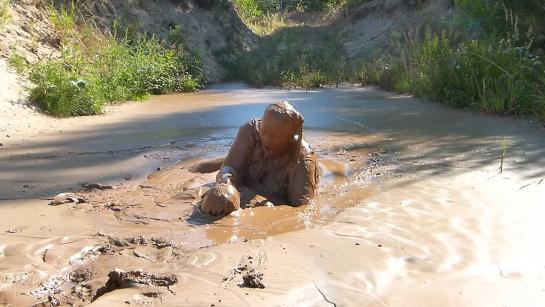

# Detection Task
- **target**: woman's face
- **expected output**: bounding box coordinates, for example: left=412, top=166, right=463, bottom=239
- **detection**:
left=260, top=112, right=295, bottom=156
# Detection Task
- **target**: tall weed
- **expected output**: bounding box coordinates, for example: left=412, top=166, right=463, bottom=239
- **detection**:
left=357, top=28, right=545, bottom=119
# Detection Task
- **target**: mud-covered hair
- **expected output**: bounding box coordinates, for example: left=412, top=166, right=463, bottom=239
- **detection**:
left=263, top=101, right=304, bottom=139
left=263, top=101, right=305, bottom=161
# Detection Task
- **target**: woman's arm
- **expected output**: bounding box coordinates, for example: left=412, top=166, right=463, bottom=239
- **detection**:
left=287, top=152, right=320, bottom=206
left=216, top=120, right=258, bottom=186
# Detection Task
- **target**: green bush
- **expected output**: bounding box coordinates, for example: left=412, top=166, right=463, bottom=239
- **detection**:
left=354, top=0, right=545, bottom=120
left=25, top=34, right=203, bottom=117
left=11, top=4, right=204, bottom=117
left=28, top=59, right=103, bottom=116
left=357, top=56, right=401, bottom=91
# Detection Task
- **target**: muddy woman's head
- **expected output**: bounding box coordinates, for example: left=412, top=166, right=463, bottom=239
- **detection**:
left=260, top=101, right=304, bottom=156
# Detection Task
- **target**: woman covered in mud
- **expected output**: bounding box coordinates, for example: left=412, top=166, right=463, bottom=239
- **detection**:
left=200, top=101, right=320, bottom=216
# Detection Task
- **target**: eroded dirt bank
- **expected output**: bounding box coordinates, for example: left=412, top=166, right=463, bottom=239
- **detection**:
left=1, top=85, right=545, bottom=306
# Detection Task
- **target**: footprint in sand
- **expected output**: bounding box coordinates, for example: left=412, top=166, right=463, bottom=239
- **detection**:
left=189, top=251, right=218, bottom=268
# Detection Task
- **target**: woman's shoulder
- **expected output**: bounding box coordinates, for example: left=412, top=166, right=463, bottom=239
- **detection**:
left=240, top=118, right=261, bottom=131
left=236, top=119, right=262, bottom=141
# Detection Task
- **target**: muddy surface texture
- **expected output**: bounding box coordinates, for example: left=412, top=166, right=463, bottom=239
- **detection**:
left=1, top=85, right=544, bottom=306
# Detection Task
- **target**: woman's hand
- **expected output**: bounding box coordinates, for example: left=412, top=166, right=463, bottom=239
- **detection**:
left=216, top=166, right=235, bottom=184
left=200, top=183, right=240, bottom=216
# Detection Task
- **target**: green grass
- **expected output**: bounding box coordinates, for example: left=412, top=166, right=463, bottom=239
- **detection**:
left=9, top=2, right=205, bottom=117
left=0, top=0, right=10, bottom=31
left=357, top=27, right=545, bottom=119
left=49, top=1, right=77, bottom=35
left=455, top=0, right=545, bottom=44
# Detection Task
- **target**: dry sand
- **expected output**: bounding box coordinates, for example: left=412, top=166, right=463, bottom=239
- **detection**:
left=1, top=85, right=545, bottom=306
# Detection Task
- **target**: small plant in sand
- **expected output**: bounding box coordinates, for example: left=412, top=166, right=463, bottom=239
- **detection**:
left=8, top=46, right=27, bottom=74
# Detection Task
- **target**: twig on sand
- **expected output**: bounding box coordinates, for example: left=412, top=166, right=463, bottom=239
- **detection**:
left=313, top=282, right=336, bottom=307
left=519, top=183, right=531, bottom=190
left=42, top=249, right=48, bottom=262
left=499, top=138, right=508, bottom=174
left=139, top=185, right=163, bottom=191
left=0, top=197, right=52, bottom=201
left=539, top=178, right=544, bottom=185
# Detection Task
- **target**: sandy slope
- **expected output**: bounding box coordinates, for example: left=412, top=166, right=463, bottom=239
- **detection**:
left=1, top=86, right=544, bottom=306
left=0, top=58, right=44, bottom=141
left=336, top=0, right=455, bottom=58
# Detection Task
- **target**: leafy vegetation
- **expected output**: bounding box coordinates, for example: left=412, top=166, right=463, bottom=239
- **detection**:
left=6, top=0, right=545, bottom=120
left=9, top=2, right=204, bottom=117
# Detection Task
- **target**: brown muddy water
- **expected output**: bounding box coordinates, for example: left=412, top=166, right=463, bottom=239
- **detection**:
left=1, top=84, right=545, bottom=306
